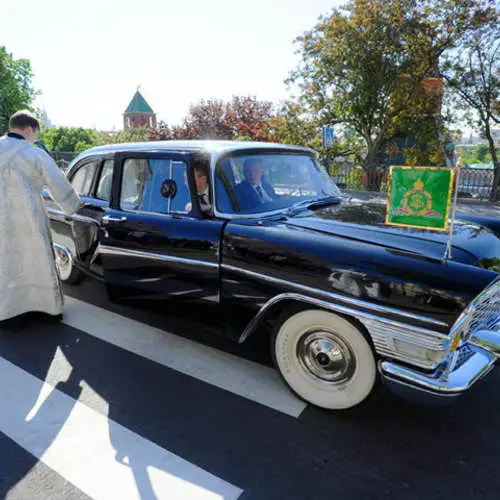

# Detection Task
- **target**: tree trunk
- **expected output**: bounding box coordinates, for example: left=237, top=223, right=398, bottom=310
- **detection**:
left=484, top=120, right=499, bottom=202
left=492, top=166, right=500, bottom=202
left=365, top=140, right=384, bottom=191
left=364, top=146, right=379, bottom=191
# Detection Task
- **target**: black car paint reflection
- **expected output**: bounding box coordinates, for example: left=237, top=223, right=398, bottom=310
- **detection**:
left=46, top=142, right=499, bottom=348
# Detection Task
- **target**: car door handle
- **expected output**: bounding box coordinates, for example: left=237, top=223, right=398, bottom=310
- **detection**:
left=102, top=215, right=128, bottom=224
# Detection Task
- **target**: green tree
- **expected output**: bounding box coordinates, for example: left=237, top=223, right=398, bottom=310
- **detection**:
left=442, top=23, right=500, bottom=200
left=270, top=102, right=321, bottom=149
left=0, top=47, right=37, bottom=133
left=462, top=144, right=497, bottom=165
left=98, top=127, right=150, bottom=145
left=288, top=0, right=496, bottom=189
left=39, top=127, right=100, bottom=152
left=270, top=101, right=365, bottom=173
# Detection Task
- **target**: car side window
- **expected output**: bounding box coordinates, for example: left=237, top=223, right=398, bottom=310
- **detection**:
left=170, top=161, right=190, bottom=213
left=70, top=161, right=98, bottom=195
left=96, top=160, right=114, bottom=201
left=215, top=161, right=238, bottom=213
left=120, top=158, right=189, bottom=214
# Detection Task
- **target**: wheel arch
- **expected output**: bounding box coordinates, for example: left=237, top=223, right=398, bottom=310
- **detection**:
left=240, top=292, right=452, bottom=374
left=239, top=293, right=375, bottom=351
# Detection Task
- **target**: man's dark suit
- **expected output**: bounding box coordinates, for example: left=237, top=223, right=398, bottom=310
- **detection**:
left=235, top=180, right=277, bottom=211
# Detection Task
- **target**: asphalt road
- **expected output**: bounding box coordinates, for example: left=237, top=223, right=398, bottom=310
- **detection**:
left=1, top=278, right=499, bottom=500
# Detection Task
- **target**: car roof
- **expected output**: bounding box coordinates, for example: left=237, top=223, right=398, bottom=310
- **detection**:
left=70, top=140, right=316, bottom=166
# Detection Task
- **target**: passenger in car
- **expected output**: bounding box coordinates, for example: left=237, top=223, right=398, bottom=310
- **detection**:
left=235, top=159, right=276, bottom=211
left=185, top=163, right=211, bottom=215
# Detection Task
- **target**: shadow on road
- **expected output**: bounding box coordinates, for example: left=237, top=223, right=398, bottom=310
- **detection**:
left=64, top=278, right=274, bottom=367
left=2, top=279, right=500, bottom=499
left=0, top=314, right=236, bottom=500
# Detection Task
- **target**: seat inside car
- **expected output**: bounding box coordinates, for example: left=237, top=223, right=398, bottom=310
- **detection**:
left=215, top=159, right=235, bottom=213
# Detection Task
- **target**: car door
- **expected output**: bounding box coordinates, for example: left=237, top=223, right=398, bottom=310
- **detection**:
left=74, top=157, right=116, bottom=276
left=47, top=157, right=107, bottom=276
left=99, top=151, right=223, bottom=303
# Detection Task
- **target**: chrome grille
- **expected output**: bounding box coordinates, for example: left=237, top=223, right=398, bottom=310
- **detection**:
left=468, top=280, right=500, bottom=334
left=455, top=278, right=500, bottom=339
left=454, top=343, right=475, bottom=370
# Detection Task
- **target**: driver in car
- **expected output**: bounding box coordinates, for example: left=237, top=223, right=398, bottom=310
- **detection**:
left=235, top=159, right=277, bottom=211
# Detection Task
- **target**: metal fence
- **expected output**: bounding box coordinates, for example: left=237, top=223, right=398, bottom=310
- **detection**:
left=330, top=162, right=495, bottom=200
left=457, top=168, right=495, bottom=199
left=330, top=163, right=389, bottom=193
left=51, top=151, right=78, bottom=171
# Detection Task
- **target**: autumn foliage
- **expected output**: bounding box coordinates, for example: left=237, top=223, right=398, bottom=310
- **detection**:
left=149, top=96, right=278, bottom=142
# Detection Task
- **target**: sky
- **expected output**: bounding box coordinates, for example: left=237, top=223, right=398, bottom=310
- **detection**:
left=2, top=0, right=343, bottom=130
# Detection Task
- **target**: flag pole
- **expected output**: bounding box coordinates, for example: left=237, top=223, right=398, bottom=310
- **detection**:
left=444, top=148, right=463, bottom=261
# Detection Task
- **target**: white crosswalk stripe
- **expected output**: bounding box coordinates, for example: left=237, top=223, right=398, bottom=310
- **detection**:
left=0, top=295, right=309, bottom=499
left=0, top=355, right=242, bottom=500
left=63, top=296, right=306, bottom=418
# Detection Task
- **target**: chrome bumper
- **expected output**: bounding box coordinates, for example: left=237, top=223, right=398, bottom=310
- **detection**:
left=380, top=329, right=500, bottom=404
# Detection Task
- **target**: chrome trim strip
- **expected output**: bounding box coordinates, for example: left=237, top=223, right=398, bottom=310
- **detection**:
left=470, top=330, right=500, bottom=359
left=224, top=264, right=449, bottom=330
left=361, top=317, right=449, bottom=370
left=99, top=245, right=219, bottom=269
left=47, top=207, right=66, bottom=220
left=47, top=207, right=101, bottom=226
left=238, top=292, right=449, bottom=370
left=214, top=207, right=288, bottom=220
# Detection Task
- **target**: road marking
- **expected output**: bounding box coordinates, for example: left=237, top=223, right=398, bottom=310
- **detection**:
left=63, top=297, right=306, bottom=418
left=0, top=356, right=242, bottom=500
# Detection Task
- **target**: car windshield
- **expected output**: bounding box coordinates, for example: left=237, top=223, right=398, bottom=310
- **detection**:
left=214, top=152, right=342, bottom=215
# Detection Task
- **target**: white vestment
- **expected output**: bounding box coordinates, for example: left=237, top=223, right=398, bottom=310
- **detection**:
left=0, top=136, right=81, bottom=321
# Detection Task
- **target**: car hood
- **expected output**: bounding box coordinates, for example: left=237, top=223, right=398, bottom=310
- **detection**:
left=284, top=201, right=500, bottom=268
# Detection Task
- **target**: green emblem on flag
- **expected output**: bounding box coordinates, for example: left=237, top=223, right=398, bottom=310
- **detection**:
left=386, top=167, right=455, bottom=231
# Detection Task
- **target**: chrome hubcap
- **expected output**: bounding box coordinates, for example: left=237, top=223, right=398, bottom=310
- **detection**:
left=55, top=247, right=72, bottom=281
left=297, top=330, right=355, bottom=384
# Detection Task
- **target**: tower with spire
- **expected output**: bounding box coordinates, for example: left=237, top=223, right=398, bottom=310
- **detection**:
left=41, top=108, right=53, bottom=128
left=123, top=86, right=157, bottom=129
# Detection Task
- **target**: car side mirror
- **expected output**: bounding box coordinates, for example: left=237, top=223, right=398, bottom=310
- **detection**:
left=160, top=179, right=177, bottom=199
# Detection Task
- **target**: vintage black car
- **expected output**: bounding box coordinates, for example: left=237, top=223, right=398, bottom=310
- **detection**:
left=44, top=141, right=500, bottom=411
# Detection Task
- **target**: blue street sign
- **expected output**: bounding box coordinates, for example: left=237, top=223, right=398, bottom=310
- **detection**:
left=322, top=126, right=335, bottom=147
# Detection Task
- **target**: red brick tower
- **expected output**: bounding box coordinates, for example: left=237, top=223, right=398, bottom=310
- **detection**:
left=123, top=88, right=157, bottom=129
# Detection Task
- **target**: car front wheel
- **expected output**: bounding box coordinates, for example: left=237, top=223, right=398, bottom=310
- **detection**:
left=272, top=309, right=377, bottom=410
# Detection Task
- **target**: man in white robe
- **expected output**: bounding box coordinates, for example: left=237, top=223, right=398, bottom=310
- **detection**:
left=0, top=110, right=81, bottom=322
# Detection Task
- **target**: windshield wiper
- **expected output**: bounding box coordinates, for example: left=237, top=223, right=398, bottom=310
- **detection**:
left=285, top=196, right=342, bottom=216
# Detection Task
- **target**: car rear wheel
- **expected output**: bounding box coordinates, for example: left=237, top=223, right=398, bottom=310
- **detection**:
left=272, top=309, right=377, bottom=410
left=54, top=245, right=85, bottom=285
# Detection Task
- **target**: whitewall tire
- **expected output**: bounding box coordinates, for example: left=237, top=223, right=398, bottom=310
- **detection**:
left=54, top=245, right=84, bottom=285
left=273, top=309, right=377, bottom=410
